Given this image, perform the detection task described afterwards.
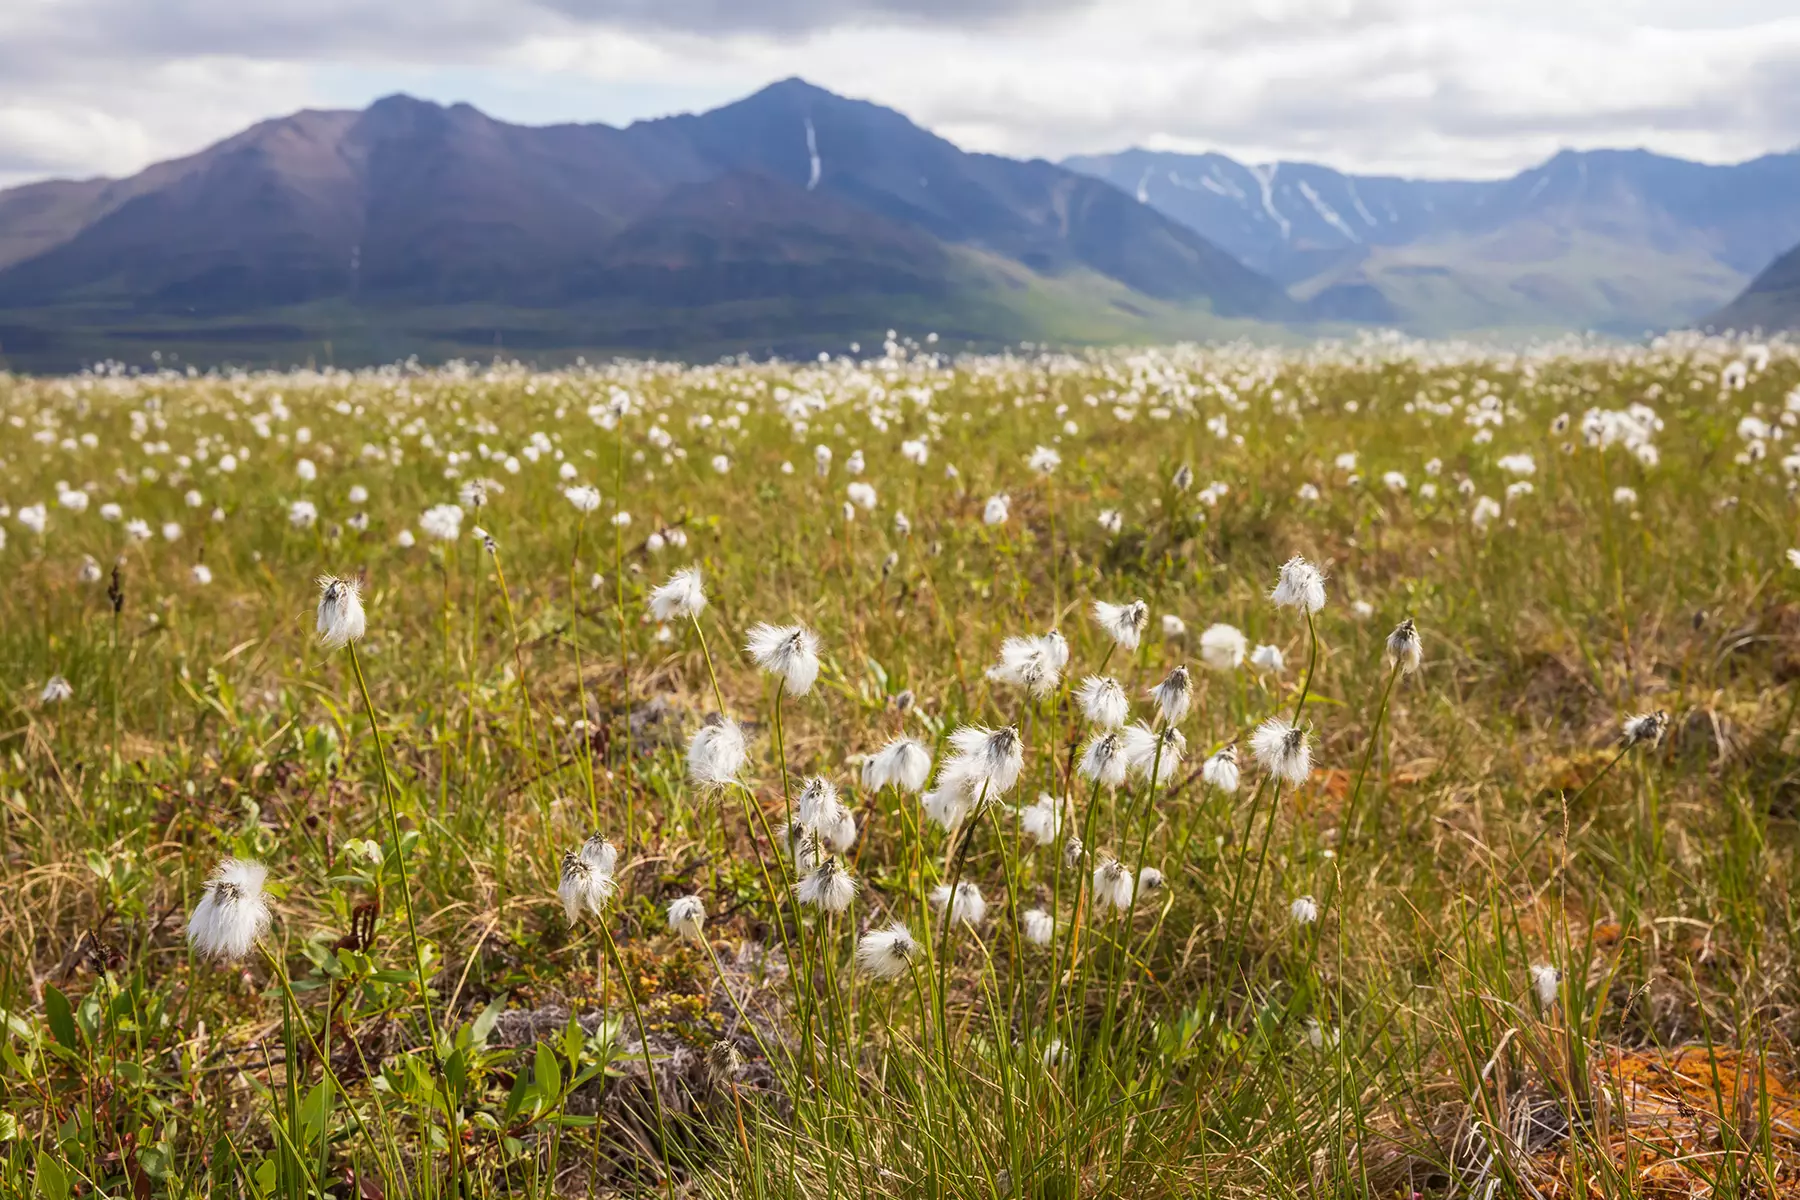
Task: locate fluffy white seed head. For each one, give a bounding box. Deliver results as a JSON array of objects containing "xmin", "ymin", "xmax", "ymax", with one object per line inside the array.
[
  {"xmin": 1077, "ymin": 731, "xmax": 1129, "ymax": 790},
  {"xmin": 796, "ymin": 776, "xmax": 846, "ymax": 832},
  {"xmin": 1147, "ymin": 665, "xmax": 1193, "ymax": 726},
  {"xmin": 944, "ymin": 725, "xmax": 1024, "ymax": 798},
  {"xmin": 1621, "ymin": 711, "xmax": 1669, "ymax": 749},
  {"xmin": 1092, "ymin": 599, "xmax": 1150, "ymax": 650},
  {"xmin": 1386, "ymin": 618, "xmax": 1423, "ymax": 675},
  {"xmin": 559, "ymin": 851, "xmax": 616, "ymax": 922},
  {"xmin": 1018, "ymin": 793, "xmax": 1063, "ymax": 847},
  {"xmin": 983, "ymin": 493, "xmax": 1011, "ymax": 525},
  {"xmin": 1199, "ymin": 623, "xmax": 1248, "ymax": 672},
  {"xmin": 419, "ymin": 504, "xmax": 463, "ymax": 541},
  {"xmin": 564, "ymin": 485, "xmax": 601, "ymax": 514},
  {"xmin": 985, "ymin": 634, "xmax": 1062, "ymax": 699},
  {"xmin": 40, "ymin": 675, "xmax": 74, "ymax": 704},
  {"xmin": 649, "ymin": 567, "xmax": 708, "ymax": 621},
  {"xmin": 1136, "ymin": 867, "xmax": 1166, "ymax": 900},
  {"xmin": 745, "ymin": 622, "xmax": 821, "ymax": 695},
  {"xmin": 1122, "ymin": 722, "xmax": 1185, "ymax": 786},
  {"xmin": 922, "ymin": 781, "xmax": 974, "ymax": 831},
  {"xmin": 1202, "ymin": 745, "xmax": 1240, "ymax": 795},
  {"xmin": 1530, "ymin": 963, "xmax": 1561, "ymax": 1009},
  {"xmin": 1092, "ymin": 859, "xmax": 1135, "ymax": 911},
  {"xmin": 1290, "ymin": 895, "xmax": 1319, "ymax": 926},
  {"xmin": 862, "ymin": 737, "xmax": 932, "ymax": 793},
  {"xmin": 797, "ymin": 859, "xmax": 858, "ymax": 913},
  {"xmin": 187, "ymin": 858, "xmax": 272, "ymax": 960},
  {"xmin": 315, "ymin": 575, "xmax": 367, "ymax": 650},
  {"xmin": 1250, "ymin": 643, "xmax": 1285, "ymax": 674},
  {"xmin": 931, "ymin": 880, "xmax": 988, "ymax": 926},
  {"xmin": 856, "ymin": 922, "xmax": 920, "ymax": 980},
  {"xmin": 1270, "ymin": 556, "xmax": 1328, "ymax": 614},
  {"xmin": 666, "ymin": 895, "xmax": 706, "ymax": 941},
  {"xmin": 1076, "ymin": 676, "xmax": 1130, "ymax": 730},
  {"xmin": 687, "ymin": 715, "xmax": 747, "ymax": 787},
  {"xmin": 1021, "ymin": 908, "xmax": 1055, "ymax": 946},
  {"xmin": 1251, "ymin": 717, "xmax": 1312, "ymax": 786}
]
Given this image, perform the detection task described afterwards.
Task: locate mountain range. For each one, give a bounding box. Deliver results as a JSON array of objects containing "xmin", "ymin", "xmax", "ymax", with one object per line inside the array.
[
  {"xmin": 1064, "ymin": 147, "xmax": 1800, "ymax": 335},
  {"xmin": 0, "ymin": 79, "xmax": 1797, "ymax": 371}
]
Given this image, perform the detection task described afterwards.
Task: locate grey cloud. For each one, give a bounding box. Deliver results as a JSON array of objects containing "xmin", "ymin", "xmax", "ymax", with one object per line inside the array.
[{"xmin": 536, "ymin": 0, "xmax": 1089, "ymax": 35}]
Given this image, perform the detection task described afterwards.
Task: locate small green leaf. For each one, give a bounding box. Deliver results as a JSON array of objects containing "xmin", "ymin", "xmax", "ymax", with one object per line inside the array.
[
  {"xmin": 34, "ymin": 1150, "xmax": 69, "ymax": 1200},
  {"xmin": 534, "ymin": 1042, "xmax": 561, "ymax": 1099},
  {"xmin": 43, "ymin": 986, "xmax": 77, "ymax": 1050},
  {"xmin": 471, "ymin": 994, "xmax": 506, "ymax": 1047}
]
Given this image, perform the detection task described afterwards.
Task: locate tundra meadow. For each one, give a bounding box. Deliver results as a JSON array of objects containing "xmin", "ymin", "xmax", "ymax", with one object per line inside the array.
[{"xmin": 2, "ymin": 332, "xmax": 1800, "ymax": 1199}]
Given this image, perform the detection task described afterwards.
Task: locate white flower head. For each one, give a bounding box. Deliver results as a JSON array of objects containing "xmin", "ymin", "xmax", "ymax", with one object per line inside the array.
[
  {"xmin": 983, "ymin": 493, "xmax": 1011, "ymax": 526},
  {"xmin": 1172, "ymin": 463, "xmax": 1194, "ymax": 492},
  {"xmin": 1162, "ymin": 614, "xmax": 1186, "ymax": 638},
  {"xmin": 564, "ymin": 485, "xmax": 601, "ymax": 514},
  {"xmin": 186, "ymin": 858, "xmax": 272, "ymax": 960},
  {"xmin": 1021, "ymin": 908, "xmax": 1055, "ymax": 946},
  {"xmin": 1199, "ymin": 623, "xmax": 1247, "ymax": 672},
  {"xmin": 1018, "ymin": 793, "xmax": 1063, "ymax": 847},
  {"xmin": 1136, "ymin": 867, "xmax": 1166, "ymax": 900},
  {"xmin": 315, "ymin": 575, "xmax": 367, "ymax": 650},
  {"xmin": 922, "ymin": 781, "xmax": 974, "ymax": 831},
  {"xmin": 847, "ymin": 481, "xmax": 878, "ymax": 511},
  {"xmin": 1147, "ymin": 666, "xmax": 1193, "ymax": 726},
  {"xmin": 985, "ymin": 634, "xmax": 1062, "ymax": 699},
  {"xmin": 796, "ymin": 859, "xmax": 858, "ymax": 913},
  {"xmin": 1027, "ymin": 445, "xmax": 1061, "ymax": 476},
  {"xmin": 931, "ymin": 880, "xmax": 987, "ymax": 926},
  {"xmin": 1621, "ymin": 711, "xmax": 1669, "ymax": 749},
  {"xmin": 558, "ymin": 850, "xmax": 617, "ymax": 922},
  {"xmin": 78, "ymin": 556, "xmax": 102, "ymax": 584},
  {"xmin": 458, "ymin": 478, "xmax": 500, "ymax": 509},
  {"xmin": 1530, "ymin": 963, "xmax": 1561, "ymax": 1009},
  {"xmin": 1041, "ymin": 628, "xmax": 1070, "ymax": 669},
  {"xmin": 1202, "ymin": 744, "xmax": 1240, "ymax": 795},
  {"xmin": 1270, "ymin": 556, "xmax": 1327, "ymax": 614},
  {"xmin": 1077, "ymin": 731, "xmax": 1129, "ymax": 790},
  {"xmin": 796, "ymin": 776, "xmax": 846, "ymax": 832},
  {"xmin": 649, "ymin": 566, "xmax": 707, "ymax": 621},
  {"xmin": 1092, "ymin": 859, "xmax": 1135, "ymax": 911},
  {"xmin": 1122, "ymin": 722, "xmax": 1185, "ymax": 786},
  {"xmin": 419, "ymin": 504, "xmax": 463, "ymax": 541},
  {"xmin": 1097, "ymin": 509, "xmax": 1123, "ymax": 535},
  {"xmin": 856, "ymin": 922, "xmax": 920, "ymax": 979},
  {"xmin": 1092, "ymin": 599, "xmax": 1149, "ymax": 650},
  {"xmin": 17, "ymin": 503, "xmax": 48, "ymax": 536},
  {"xmin": 41, "ymin": 675, "xmax": 74, "ymax": 704},
  {"xmin": 944, "ymin": 724, "xmax": 1024, "ymax": 798},
  {"xmin": 746, "ymin": 622, "xmax": 821, "ymax": 695},
  {"xmin": 1250, "ymin": 643, "xmax": 1285, "ymax": 674},
  {"xmin": 861, "ymin": 736, "xmax": 932, "ymax": 793},
  {"xmin": 288, "ymin": 499, "xmax": 318, "ymax": 530},
  {"xmin": 1386, "ymin": 618, "xmax": 1422, "ymax": 675},
  {"xmin": 1076, "ymin": 676, "xmax": 1130, "ymax": 730},
  {"xmin": 666, "ymin": 895, "xmax": 706, "ymax": 942},
  {"xmin": 1290, "ymin": 895, "xmax": 1319, "ymax": 926},
  {"xmin": 1251, "ymin": 717, "xmax": 1312, "ymax": 786},
  {"xmin": 687, "ymin": 714, "xmax": 747, "ymax": 787}
]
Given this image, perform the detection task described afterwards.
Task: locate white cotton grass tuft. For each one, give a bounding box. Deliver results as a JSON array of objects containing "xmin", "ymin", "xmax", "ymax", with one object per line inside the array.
[
  {"xmin": 796, "ymin": 859, "xmax": 858, "ymax": 913},
  {"xmin": 1202, "ymin": 745, "xmax": 1240, "ymax": 795},
  {"xmin": 1270, "ymin": 556, "xmax": 1328, "ymax": 613},
  {"xmin": 686, "ymin": 714, "xmax": 747, "ymax": 788},
  {"xmin": 1092, "ymin": 859, "xmax": 1135, "ymax": 911},
  {"xmin": 943, "ymin": 725, "xmax": 1025, "ymax": 798},
  {"xmin": 419, "ymin": 504, "xmax": 463, "ymax": 542},
  {"xmin": 861, "ymin": 736, "xmax": 932, "ymax": 793},
  {"xmin": 1122, "ymin": 722, "xmax": 1185, "ymax": 786},
  {"xmin": 1386, "ymin": 618, "xmax": 1423, "ymax": 675},
  {"xmin": 931, "ymin": 880, "xmax": 988, "ymax": 926},
  {"xmin": 819, "ymin": 807, "xmax": 858, "ymax": 854},
  {"xmin": 1147, "ymin": 665, "xmax": 1193, "ymax": 725},
  {"xmin": 922, "ymin": 783, "xmax": 974, "ymax": 831},
  {"xmin": 315, "ymin": 575, "xmax": 367, "ymax": 651},
  {"xmin": 1021, "ymin": 908, "xmax": 1055, "ymax": 946},
  {"xmin": 1250, "ymin": 643, "xmax": 1285, "ymax": 674},
  {"xmin": 649, "ymin": 567, "xmax": 707, "ymax": 621},
  {"xmin": 558, "ymin": 849, "xmax": 617, "ymax": 923},
  {"xmin": 1092, "ymin": 599, "xmax": 1150, "ymax": 650},
  {"xmin": 1251, "ymin": 717, "xmax": 1312, "ymax": 786},
  {"xmin": 186, "ymin": 858, "xmax": 273, "ymax": 960},
  {"xmin": 856, "ymin": 922, "xmax": 920, "ymax": 979},
  {"xmin": 1041, "ymin": 628, "xmax": 1070, "ymax": 669},
  {"xmin": 745, "ymin": 622, "xmax": 821, "ymax": 695},
  {"xmin": 1290, "ymin": 895, "xmax": 1319, "ymax": 926},
  {"xmin": 1136, "ymin": 867, "xmax": 1166, "ymax": 900},
  {"xmin": 1076, "ymin": 676, "xmax": 1130, "ymax": 730},
  {"xmin": 983, "ymin": 493, "xmax": 1011, "ymax": 525},
  {"xmin": 41, "ymin": 675, "xmax": 74, "ymax": 704},
  {"xmin": 795, "ymin": 776, "xmax": 846, "ymax": 832},
  {"xmin": 1199, "ymin": 623, "xmax": 1248, "ymax": 671},
  {"xmin": 1018, "ymin": 793, "xmax": 1063, "ymax": 847},
  {"xmin": 1027, "ymin": 445, "xmax": 1061, "ymax": 476},
  {"xmin": 1077, "ymin": 731, "xmax": 1129, "ymax": 790},
  {"xmin": 1530, "ymin": 963, "xmax": 1561, "ymax": 1009},
  {"xmin": 564, "ymin": 485, "xmax": 601, "ymax": 513},
  {"xmin": 1621, "ymin": 711, "xmax": 1669, "ymax": 749},
  {"xmin": 1162, "ymin": 614, "xmax": 1186, "ymax": 638},
  {"xmin": 985, "ymin": 634, "xmax": 1062, "ymax": 699},
  {"xmin": 666, "ymin": 895, "xmax": 706, "ymax": 942}
]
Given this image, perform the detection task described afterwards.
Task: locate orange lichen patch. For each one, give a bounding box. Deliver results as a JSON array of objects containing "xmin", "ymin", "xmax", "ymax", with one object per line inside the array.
[{"xmin": 1531, "ymin": 1046, "xmax": 1800, "ymax": 1198}]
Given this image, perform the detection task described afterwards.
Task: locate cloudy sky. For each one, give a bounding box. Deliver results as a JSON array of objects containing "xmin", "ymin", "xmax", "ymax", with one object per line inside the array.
[{"xmin": 4, "ymin": 0, "xmax": 1799, "ymax": 189}]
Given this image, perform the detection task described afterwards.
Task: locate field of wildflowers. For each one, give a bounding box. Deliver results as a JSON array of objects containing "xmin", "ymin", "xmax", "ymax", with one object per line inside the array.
[{"xmin": 2, "ymin": 331, "xmax": 1799, "ymax": 1198}]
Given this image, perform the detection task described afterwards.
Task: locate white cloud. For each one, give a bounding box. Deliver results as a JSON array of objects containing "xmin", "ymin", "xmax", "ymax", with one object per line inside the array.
[{"xmin": 1, "ymin": 0, "xmax": 1797, "ymax": 189}]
